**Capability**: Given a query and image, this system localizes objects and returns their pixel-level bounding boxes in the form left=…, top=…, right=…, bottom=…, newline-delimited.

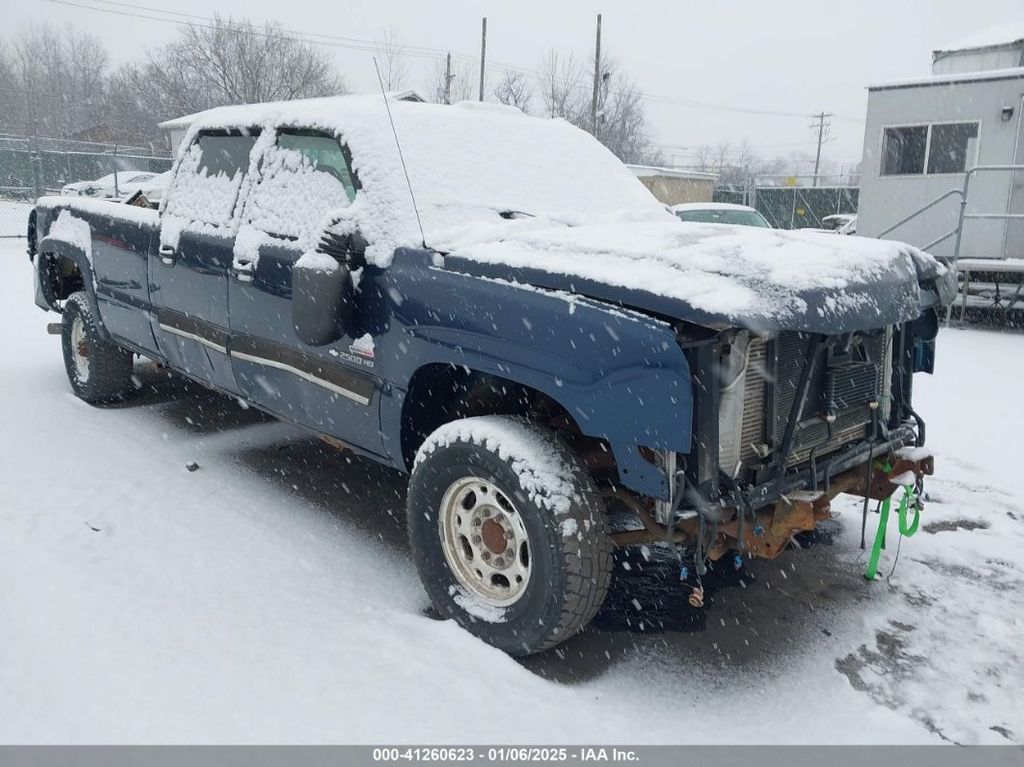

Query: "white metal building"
left=858, top=24, right=1024, bottom=260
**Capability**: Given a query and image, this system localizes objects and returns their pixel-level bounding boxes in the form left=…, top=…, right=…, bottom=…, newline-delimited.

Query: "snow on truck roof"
left=79, top=92, right=942, bottom=328
left=175, top=94, right=666, bottom=265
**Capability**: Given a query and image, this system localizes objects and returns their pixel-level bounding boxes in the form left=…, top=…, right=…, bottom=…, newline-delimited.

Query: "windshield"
left=675, top=208, right=771, bottom=228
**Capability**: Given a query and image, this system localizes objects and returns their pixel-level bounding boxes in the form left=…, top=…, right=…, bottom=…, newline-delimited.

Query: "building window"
left=880, top=122, right=979, bottom=176
left=882, top=126, right=927, bottom=175
left=927, top=122, right=979, bottom=174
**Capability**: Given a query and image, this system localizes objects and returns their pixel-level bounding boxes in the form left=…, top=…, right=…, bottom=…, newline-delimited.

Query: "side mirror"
left=292, top=252, right=354, bottom=347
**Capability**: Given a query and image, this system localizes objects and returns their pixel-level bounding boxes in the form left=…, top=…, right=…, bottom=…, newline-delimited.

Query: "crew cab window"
left=162, top=131, right=258, bottom=228
left=243, top=129, right=357, bottom=241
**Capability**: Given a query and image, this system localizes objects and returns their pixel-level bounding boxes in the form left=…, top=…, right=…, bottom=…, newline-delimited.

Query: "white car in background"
left=818, top=213, right=857, bottom=235
left=60, top=170, right=158, bottom=199
left=671, top=202, right=771, bottom=228
left=117, top=170, right=173, bottom=203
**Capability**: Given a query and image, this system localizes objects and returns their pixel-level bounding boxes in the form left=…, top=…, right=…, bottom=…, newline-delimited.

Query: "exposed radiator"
left=736, top=330, right=888, bottom=476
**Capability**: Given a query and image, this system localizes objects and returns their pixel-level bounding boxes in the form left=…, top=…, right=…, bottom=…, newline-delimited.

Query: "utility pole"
left=444, top=51, right=454, bottom=105
left=590, top=13, right=602, bottom=136
left=478, top=17, right=487, bottom=102
left=810, top=111, right=833, bottom=187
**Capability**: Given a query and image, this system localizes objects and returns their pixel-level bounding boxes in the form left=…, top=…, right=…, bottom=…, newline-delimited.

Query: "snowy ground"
left=0, top=235, right=1021, bottom=745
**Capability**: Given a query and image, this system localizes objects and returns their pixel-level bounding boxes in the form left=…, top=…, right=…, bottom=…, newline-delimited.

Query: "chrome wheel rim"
left=438, top=477, right=532, bottom=606
left=70, top=315, right=90, bottom=380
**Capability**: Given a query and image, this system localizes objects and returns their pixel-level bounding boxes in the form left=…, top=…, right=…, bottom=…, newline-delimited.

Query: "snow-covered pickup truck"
left=27, top=96, right=954, bottom=655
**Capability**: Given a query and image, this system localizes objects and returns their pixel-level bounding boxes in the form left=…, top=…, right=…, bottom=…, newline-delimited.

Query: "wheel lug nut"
left=481, top=551, right=491, bottom=561
left=504, top=530, right=513, bottom=539
left=472, top=535, right=481, bottom=544
left=472, top=518, right=481, bottom=527
left=494, top=557, right=504, bottom=567
left=505, top=548, right=514, bottom=558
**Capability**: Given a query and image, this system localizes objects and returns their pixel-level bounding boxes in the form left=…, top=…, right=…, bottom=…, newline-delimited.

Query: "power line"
left=81, top=0, right=460, bottom=59
left=653, top=138, right=836, bottom=152
left=39, top=0, right=865, bottom=123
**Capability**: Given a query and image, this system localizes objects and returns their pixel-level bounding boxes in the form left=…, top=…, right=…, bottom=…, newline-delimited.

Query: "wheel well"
left=38, top=251, right=85, bottom=307
left=399, top=363, right=613, bottom=476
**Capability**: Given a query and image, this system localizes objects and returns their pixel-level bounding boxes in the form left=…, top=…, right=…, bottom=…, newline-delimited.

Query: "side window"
left=881, top=126, right=927, bottom=176
left=880, top=122, right=980, bottom=177
left=927, top=122, right=978, bottom=174
left=163, top=131, right=258, bottom=228
left=244, top=129, right=357, bottom=241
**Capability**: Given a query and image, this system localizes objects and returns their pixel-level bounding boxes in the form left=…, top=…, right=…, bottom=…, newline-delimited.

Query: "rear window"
left=162, top=131, right=258, bottom=229
left=195, top=134, right=258, bottom=178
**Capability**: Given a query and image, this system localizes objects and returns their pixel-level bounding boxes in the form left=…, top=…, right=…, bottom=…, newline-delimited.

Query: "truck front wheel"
left=407, top=416, right=612, bottom=655
left=61, top=292, right=133, bottom=404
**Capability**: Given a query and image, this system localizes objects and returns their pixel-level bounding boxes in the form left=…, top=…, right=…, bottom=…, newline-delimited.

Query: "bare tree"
left=427, top=56, right=473, bottom=104
left=7, top=24, right=109, bottom=140
left=378, top=26, right=407, bottom=92
left=694, top=145, right=714, bottom=173
left=535, top=49, right=656, bottom=164
left=135, top=15, right=346, bottom=121
left=493, top=70, right=533, bottom=113
left=590, top=56, right=653, bottom=164
left=0, top=41, right=17, bottom=134
left=104, top=62, right=164, bottom=144
left=537, top=50, right=585, bottom=122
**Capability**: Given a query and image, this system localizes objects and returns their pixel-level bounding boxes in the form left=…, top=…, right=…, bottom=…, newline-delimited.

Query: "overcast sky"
left=4, top=0, right=1022, bottom=168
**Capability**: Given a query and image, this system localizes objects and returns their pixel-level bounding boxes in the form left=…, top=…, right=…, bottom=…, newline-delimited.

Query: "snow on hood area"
left=177, top=94, right=944, bottom=330
left=446, top=220, right=944, bottom=332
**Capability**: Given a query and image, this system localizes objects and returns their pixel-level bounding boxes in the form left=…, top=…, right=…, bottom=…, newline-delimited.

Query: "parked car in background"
left=671, top=202, right=771, bottom=228
left=820, top=213, right=857, bottom=235
left=61, top=171, right=158, bottom=199
left=117, top=170, right=173, bottom=204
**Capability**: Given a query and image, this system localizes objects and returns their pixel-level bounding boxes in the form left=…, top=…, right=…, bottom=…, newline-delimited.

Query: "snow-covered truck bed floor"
left=0, top=239, right=1020, bottom=745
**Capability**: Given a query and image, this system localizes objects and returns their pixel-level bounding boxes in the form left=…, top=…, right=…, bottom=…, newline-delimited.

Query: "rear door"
left=150, top=130, right=258, bottom=393
left=227, top=128, right=385, bottom=453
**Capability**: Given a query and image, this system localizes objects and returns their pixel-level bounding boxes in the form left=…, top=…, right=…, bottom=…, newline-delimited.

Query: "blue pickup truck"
left=27, top=95, right=952, bottom=655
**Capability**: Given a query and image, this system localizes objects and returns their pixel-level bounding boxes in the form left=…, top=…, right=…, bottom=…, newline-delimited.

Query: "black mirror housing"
left=292, top=255, right=354, bottom=346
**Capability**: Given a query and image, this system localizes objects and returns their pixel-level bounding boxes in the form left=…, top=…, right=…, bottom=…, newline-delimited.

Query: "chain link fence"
left=0, top=134, right=173, bottom=239
left=714, top=183, right=859, bottom=230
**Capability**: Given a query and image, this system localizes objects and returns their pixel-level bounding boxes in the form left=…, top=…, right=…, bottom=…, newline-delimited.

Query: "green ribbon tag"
left=865, top=484, right=920, bottom=580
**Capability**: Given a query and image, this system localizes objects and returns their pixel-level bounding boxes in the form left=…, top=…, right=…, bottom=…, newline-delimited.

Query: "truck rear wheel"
left=61, top=292, right=133, bottom=404
left=407, top=416, right=612, bottom=655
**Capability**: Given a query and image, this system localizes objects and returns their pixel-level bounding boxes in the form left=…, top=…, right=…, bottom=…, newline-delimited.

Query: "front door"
left=150, top=130, right=258, bottom=394
left=227, top=128, right=385, bottom=454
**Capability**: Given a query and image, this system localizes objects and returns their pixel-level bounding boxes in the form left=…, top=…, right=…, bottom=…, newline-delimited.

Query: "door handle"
left=233, top=258, right=255, bottom=283
left=159, top=243, right=176, bottom=266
